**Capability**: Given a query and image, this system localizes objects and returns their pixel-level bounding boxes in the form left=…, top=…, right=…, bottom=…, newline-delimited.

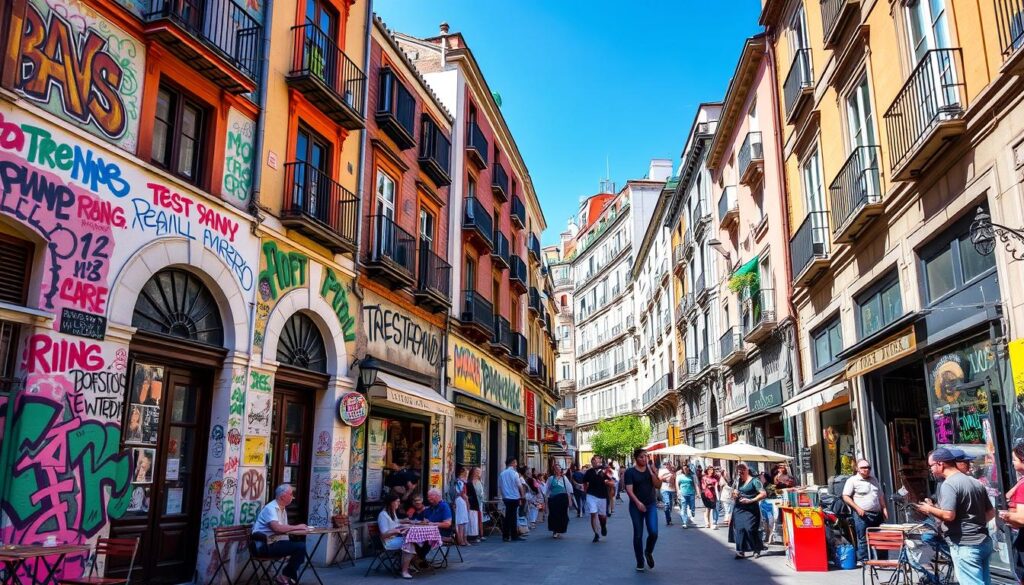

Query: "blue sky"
left=375, top=1, right=763, bottom=245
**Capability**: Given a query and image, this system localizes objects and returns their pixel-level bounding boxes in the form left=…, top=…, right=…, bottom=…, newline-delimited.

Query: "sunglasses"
left=859, top=466, right=871, bottom=470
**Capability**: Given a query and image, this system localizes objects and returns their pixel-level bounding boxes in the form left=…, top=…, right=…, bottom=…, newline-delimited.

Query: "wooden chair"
left=363, top=524, right=400, bottom=577
left=59, top=538, right=138, bottom=585
left=205, top=525, right=250, bottom=585
left=327, top=515, right=355, bottom=568
left=863, top=528, right=911, bottom=585
left=245, top=532, right=286, bottom=585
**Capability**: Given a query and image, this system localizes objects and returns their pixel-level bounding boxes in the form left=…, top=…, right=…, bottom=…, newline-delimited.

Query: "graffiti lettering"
left=258, top=240, right=307, bottom=301
left=71, top=369, right=124, bottom=394
left=19, top=124, right=129, bottom=198
left=222, top=113, right=254, bottom=204
left=203, top=229, right=253, bottom=291
left=130, top=197, right=194, bottom=239
left=320, top=268, right=356, bottom=342
left=250, top=371, right=271, bottom=392
left=58, top=277, right=108, bottom=313
left=363, top=304, right=442, bottom=367
left=223, top=456, right=239, bottom=475
left=77, top=194, right=125, bottom=228
left=238, top=500, right=260, bottom=524
left=452, top=343, right=522, bottom=412
left=240, top=469, right=265, bottom=500
left=24, top=335, right=104, bottom=374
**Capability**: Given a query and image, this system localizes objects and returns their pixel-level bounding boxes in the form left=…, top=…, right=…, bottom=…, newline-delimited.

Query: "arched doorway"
left=112, top=268, right=225, bottom=584
left=270, top=312, right=328, bottom=525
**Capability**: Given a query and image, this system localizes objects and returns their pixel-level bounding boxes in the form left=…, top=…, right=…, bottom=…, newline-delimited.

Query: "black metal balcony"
left=528, top=354, right=546, bottom=381
left=718, top=186, right=738, bottom=229
left=742, top=288, right=777, bottom=344
left=492, top=162, right=509, bottom=202
left=460, top=290, right=494, bottom=341
left=511, top=195, right=526, bottom=230
left=144, top=0, right=261, bottom=93
left=884, top=48, right=966, bottom=181
left=739, top=131, right=764, bottom=185
left=830, top=145, right=883, bottom=243
left=642, top=374, right=673, bottom=409
left=509, top=333, right=528, bottom=369
left=528, top=287, right=542, bottom=316
left=491, top=231, right=510, bottom=269
left=286, top=23, right=366, bottom=129
left=695, top=272, right=707, bottom=300
left=528, top=233, right=542, bottom=263
left=418, top=116, right=452, bottom=187
left=490, top=315, right=512, bottom=355
left=699, top=346, right=710, bottom=371
left=364, top=215, right=415, bottom=289
left=414, top=240, right=451, bottom=313
left=462, top=197, right=493, bottom=250
left=376, top=68, right=416, bottom=150
left=281, top=161, right=358, bottom=254
left=783, top=48, right=814, bottom=122
left=821, top=0, right=860, bottom=47
left=790, top=211, right=831, bottom=286
left=719, top=327, right=745, bottom=367
left=998, top=0, right=1024, bottom=72
left=510, top=255, right=527, bottom=293
left=466, top=121, right=489, bottom=169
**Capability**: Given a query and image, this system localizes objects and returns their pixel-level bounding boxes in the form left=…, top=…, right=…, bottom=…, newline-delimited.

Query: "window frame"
left=151, top=83, right=209, bottom=186
left=811, top=315, right=843, bottom=373
left=855, top=272, right=903, bottom=340
left=917, top=209, right=997, bottom=306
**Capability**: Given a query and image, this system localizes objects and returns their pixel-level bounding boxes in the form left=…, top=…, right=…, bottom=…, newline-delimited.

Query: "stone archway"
left=260, top=287, right=347, bottom=377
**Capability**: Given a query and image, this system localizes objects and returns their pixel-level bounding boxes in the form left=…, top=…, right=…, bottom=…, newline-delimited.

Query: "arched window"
left=132, top=269, right=223, bottom=346
left=276, top=313, right=327, bottom=373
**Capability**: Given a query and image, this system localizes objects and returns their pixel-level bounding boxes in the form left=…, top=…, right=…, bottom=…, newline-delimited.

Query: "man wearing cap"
left=842, top=459, right=888, bottom=563
left=951, top=448, right=973, bottom=475
left=916, top=448, right=995, bottom=585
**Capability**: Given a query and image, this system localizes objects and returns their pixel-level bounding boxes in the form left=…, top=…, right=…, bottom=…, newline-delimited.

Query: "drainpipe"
left=353, top=6, right=372, bottom=279
left=247, top=0, right=274, bottom=221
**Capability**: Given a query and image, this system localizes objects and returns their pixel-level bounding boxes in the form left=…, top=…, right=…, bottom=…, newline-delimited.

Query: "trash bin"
left=836, top=543, right=856, bottom=570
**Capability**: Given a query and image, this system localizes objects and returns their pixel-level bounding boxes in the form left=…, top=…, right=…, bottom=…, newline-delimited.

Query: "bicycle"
left=890, top=496, right=956, bottom=585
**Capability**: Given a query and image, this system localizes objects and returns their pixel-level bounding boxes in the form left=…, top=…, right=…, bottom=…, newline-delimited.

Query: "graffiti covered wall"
left=449, top=337, right=523, bottom=414
left=222, top=108, right=256, bottom=209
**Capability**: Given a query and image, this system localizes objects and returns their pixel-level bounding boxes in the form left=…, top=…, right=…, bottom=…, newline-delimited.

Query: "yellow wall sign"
left=1009, top=338, right=1024, bottom=399
left=450, top=337, right=523, bottom=414
left=243, top=436, right=268, bottom=466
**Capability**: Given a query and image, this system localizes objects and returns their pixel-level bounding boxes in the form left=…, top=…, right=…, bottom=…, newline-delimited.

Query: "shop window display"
left=364, top=416, right=426, bottom=519
left=820, top=406, right=855, bottom=480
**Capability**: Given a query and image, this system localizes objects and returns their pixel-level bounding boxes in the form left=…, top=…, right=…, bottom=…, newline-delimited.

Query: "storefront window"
left=456, top=430, right=481, bottom=467
left=364, top=416, right=426, bottom=518
left=820, top=405, right=855, bottom=480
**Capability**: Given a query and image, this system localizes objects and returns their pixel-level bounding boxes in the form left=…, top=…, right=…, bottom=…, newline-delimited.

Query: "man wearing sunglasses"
left=843, top=459, right=888, bottom=564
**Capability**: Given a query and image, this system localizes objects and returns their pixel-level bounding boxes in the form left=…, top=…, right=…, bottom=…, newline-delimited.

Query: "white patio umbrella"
left=648, top=443, right=703, bottom=457
left=699, top=440, right=793, bottom=463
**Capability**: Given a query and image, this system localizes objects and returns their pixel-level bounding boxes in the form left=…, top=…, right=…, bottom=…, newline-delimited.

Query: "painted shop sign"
left=338, top=392, right=368, bottom=426
left=450, top=337, right=522, bottom=414
left=846, top=326, right=917, bottom=378
left=362, top=291, right=443, bottom=376
left=9, top=0, right=145, bottom=152
left=525, top=391, right=537, bottom=441
left=747, top=380, right=783, bottom=413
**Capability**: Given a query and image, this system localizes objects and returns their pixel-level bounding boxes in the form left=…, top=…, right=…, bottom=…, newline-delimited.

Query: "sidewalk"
left=314, top=503, right=866, bottom=584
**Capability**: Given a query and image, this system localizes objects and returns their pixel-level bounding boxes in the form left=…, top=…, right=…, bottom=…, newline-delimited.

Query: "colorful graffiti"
left=450, top=339, right=522, bottom=413
left=321, top=268, right=356, bottom=342
left=13, top=0, right=143, bottom=150
left=254, top=239, right=308, bottom=349
left=222, top=109, right=255, bottom=208
left=347, top=424, right=366, bottom=518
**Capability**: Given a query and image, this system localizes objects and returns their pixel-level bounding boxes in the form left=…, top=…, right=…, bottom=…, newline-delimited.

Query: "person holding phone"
left=624, top=447, right=662, bottom=572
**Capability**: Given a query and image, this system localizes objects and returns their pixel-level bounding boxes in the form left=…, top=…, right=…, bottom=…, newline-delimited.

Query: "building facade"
left=546, top=222, right=580, bottom=462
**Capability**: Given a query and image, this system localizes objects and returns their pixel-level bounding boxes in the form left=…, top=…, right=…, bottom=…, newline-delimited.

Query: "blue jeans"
left=852, top=510, right=885, bottom=562
left=262, top=540, right=306, bottom=579
left=948, top=539, right=993, bottom=585
left=679, top=494, right=696, bottom=524
left=628, top=502, right=659, bottom=566
left=660, top=491, right=676, bottom=523
left=906, top=531, right=951, bottom=585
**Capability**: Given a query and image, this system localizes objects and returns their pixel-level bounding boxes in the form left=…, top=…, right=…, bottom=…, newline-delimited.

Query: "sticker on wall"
left=243, top=436, right=268, bottom=466
left=338, top=392, right=368, bottom=426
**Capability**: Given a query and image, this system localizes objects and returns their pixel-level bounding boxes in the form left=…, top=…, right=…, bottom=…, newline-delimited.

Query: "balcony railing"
left=642, top=374, right=673, bottom=407
left=699, top=346, right=710, bottom=371
left=419, top=116, right=452, bottom=187
left=510, top=255, right=527, bottom=291
left=146, top=0, right=261, bottom=92
left=511, top=195, right=526, bottom=229
left=784, top=48, right=814, bottom=121
left=719, top=327, right=744, bottom=366
left=287, top=23, right=366, bottom=128
left=491, top=315, right=512, bottom=354
left=376, top=68, right=416, bottom=149
left=673, top=244, right=687, bottom=269
left=739, top=131, right=764, bottom=184
left=365, top=214, right=415, bottom=287
left=466, top=121, right=489, bottom=169
left=510, top=333, right=528, bottom=366
left=528, top=354, right=546, bottom=380
left=492, top=162, right=510, bottom=202
left=528, top=233, right=542, bottom=262
left=491, top=231, right=510, bottom=269
left=883, top=48, right=966, bottom=180
left=790, top=211, right=831, bottom=286
left=742, top=288, right=777, bottom=343
left=414, top=240, right=451, bottom=312
left=821, top=0, right=859, bottom=46
left=528, top=287, right=542, bottom=315
left=462, top=197, right=493, bottom=249
left=830, top=145, right=882, bottom=243
left=718, top=186, right=738, bottom=228
left=281, top=161, right=358, bottom=253
left=461, top=290, right=494, bottom=335
left=996, top=0, right=1024, bottom=60
left=695, top=272, right=706, bottom=298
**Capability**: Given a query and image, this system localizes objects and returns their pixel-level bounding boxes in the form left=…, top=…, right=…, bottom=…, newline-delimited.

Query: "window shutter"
left=0, top=235, right=32, bottom=305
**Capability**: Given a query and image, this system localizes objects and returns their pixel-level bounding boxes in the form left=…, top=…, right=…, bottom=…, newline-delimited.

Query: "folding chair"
left=363, top=524, right=401, bottom=577
left=484, top=501, right=504, bottom=538
left=863, top=528, right=912, bottom=585
left=59, top=537, right=139, bottom=585
left=430, top=532, right=463, bottom=569
left=205, top=525, right=249, bottom=585
left=328, top=515, right=355, bottom=568
left=245, top=532, right=287, bottom=585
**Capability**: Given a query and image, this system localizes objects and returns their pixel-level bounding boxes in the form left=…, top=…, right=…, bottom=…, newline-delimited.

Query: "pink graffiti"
left=23, top=335, right=104, bottom=374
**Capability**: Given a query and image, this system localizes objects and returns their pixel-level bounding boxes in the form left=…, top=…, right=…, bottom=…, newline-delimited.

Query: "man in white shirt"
left=253, top=484, right=309, bottom=584
left=842, top=459, right=888, bottom=563
left=499, top=457, right=525, bottom=542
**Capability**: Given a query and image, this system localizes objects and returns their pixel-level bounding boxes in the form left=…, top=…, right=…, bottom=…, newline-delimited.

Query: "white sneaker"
left=682, top=523, right=688, bottom=529
left=713, top=525, right=719, bottom=530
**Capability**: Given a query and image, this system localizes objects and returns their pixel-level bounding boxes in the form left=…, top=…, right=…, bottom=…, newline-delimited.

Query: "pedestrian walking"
left=700, top=467, right=720, bottom=529
left=998, top=443, right=1024, bottom=583
left=499, top=457, right=526, bottom=542
left=523, top=467, right=541, bottom=527
left=582, top=455, right=614, bottom=542
left=731, top=463, right=767, bottom=559
left=676, top=466, right=697, bottom=527
left=625, top=448, right=662, bottom=572
left=546, top=463, right=575, bottom=538
left=842, top=459, right=888, bottom=564
left=571, top=463, right=587, bottom=517
left=916, top=448, right=995, bottom=585
left=607, top=463, right=619, bottom=516
left=658, top=461, right=677, bottom=526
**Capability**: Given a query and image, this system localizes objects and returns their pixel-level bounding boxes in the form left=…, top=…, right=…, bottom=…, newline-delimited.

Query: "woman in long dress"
left=700, top=467, right=720, bottom=529
left=451, top=467, right=471, bottom=546
left=731, top=463, right=767, bottom=559
left=467, top=467, right=483, bottom=542
left=545, top=464, right=574, bottom=538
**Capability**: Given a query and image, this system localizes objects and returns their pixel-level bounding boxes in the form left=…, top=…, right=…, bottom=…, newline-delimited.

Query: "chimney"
left=439, top=22, right=449, bottom=35
left=648, top=159, right=673, bottom=182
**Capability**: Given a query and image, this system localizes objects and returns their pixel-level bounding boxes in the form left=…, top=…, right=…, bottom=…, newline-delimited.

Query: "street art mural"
left=9, top=0, right=144, bottom=151
left=222, top=109, right=256, bottom=209
left=450, top=337, right=523, bottom=414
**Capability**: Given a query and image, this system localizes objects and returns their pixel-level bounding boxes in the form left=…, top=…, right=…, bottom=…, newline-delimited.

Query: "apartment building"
left=546, top=222, right=580, bottom=464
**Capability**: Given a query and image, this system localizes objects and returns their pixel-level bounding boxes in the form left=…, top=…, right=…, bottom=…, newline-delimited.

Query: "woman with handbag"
left=700, top=467, right=720, bottom=529
left=546, top=464, right=575, bottom=538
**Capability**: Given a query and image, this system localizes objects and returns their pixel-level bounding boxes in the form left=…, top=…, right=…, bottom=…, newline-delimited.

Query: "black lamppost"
left=970, top=206, right=1024, bottom=260
left=355, top=357, right=380, bottom=392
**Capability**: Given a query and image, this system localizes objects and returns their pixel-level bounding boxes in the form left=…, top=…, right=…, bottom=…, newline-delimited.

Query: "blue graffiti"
left=131, top=198, right=194, bottom=239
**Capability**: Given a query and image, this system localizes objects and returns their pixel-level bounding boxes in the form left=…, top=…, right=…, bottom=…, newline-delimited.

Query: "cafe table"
left=0, top=544, right=92, bottom=585
left=289, top=526, right=347, bottom=585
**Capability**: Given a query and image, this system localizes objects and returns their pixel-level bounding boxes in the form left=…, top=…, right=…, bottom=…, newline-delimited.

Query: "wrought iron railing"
left=995, top=0, right=1024, bottom=58
left=366, top=214, right=415, bottom=274
left=289, top=23, right=365, bottom=114
left=282, top=161, right=358, bottom=246
left=462, top=290, right=494, bottom=334
left=783, top=48, right=813, bottom=118
left=830, top=145, right=881, bottom=235
left=417, top=239, right=451, bottom=302
left=739, top=131, right=763, bottom=178
left=467, top=121, right=489, bottom=166
left=148, top=0, right=262, bottom=80
left=790, top=211, right=831, bottom=278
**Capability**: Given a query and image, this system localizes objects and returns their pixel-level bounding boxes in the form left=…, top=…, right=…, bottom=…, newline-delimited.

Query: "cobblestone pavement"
left=314, top=503, right=865, bottom=584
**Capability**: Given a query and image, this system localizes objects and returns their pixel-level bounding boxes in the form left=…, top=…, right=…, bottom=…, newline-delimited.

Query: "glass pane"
left=882, top=282, right=903, bottom=325
left=296, top=131, right=309, bottom=164
left=828, top=323, right=843, bottom=359
left=171, top=383, right=198, bottom=424
left=860, top=295, right=881, bottom=337
left=286, top=402, right=303, bottom=434
left=181, top=104, right=199, bottom=138
left=959, top=234, right=996, bottom=283
left=925, top=246, right=956, bottom=302
left=814, top=331, right=830, bottom=369
left=177, top=136, right=195, bottom=178
left=152, top=121, right=169, bottom=166
left=163, top=427, right=193, bottom=516
left=284, top=437, right=302, bottom=465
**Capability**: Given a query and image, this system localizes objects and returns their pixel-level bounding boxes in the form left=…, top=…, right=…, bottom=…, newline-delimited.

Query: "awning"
left=369, top=372, right=454, bottom=418
left=781, top=377, right=848, bottom=418
left=643, top=440, right=667, bottom=452
left=733, top=256, right=759, bottom=277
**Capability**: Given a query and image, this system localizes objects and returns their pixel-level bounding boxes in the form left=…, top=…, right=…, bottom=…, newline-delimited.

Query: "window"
left=812, top=317, right=843, bottom=371
left=788, top=4, right=810, bottom=53
left=305, top=0, right=336, bottom=36
left=801, top=147, right=825, bottom=214
left=464, top=256, right=476, bottom=291
left=152, top=86, right=206, bottom=184
left=419, top=208, right=435, bottom=249
left=920, top=223, right=997, bottom=304
left=0, top=234, right=32, bottom=305
left=376, top=170, right=396, bottom=218
left=467, top=177, right=476, bottom=199
left=857, top=276, right=903, bottom=338
left=846, top=76, right=877, bottom=149
left=906, top=0, right=951, bottom=63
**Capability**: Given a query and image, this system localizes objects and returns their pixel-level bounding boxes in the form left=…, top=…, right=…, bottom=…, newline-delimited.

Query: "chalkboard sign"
left=800, top=447, right=812, bottom=471
left=59, top=308, right=106, bottom=340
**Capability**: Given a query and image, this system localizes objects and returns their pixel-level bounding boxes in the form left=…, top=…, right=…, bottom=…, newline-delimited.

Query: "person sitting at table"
left=253, top=484, right=308, bottom=585
left=378, top=493, right=417, bottom=580
left=422, top=488, right=454, bottom=539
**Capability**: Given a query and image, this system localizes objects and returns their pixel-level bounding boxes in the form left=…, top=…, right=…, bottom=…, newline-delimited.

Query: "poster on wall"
left=132, top=448, right=155, bottom=484
left=366, top=468, right=383, bottom=501
left=166, top=487, right=183, bottom=515
left=367, top=418, right=387, bottom=468
left=125, top=403, right=160, bottom=445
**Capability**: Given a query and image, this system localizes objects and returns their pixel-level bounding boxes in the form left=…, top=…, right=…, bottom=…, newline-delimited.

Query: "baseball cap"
left=950, top=448, right=973, bottom=462
left=930, top=447, right=957, bottom=463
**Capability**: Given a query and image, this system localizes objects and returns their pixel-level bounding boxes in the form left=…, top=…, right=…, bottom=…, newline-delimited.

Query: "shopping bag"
left=517, top=513, right=529, bottom=535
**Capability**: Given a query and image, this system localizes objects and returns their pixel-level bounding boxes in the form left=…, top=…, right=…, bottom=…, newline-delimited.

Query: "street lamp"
left=969, top=206, right=1024, bottom=260
left=355, top=357, right=380, bottom=392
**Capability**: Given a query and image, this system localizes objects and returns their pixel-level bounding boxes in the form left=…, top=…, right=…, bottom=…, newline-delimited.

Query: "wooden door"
left=269, top=386, right=314, bottom=525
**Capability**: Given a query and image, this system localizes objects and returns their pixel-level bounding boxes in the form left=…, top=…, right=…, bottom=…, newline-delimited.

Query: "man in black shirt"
left=624, top=447, right=662, bottom=571
left=582, top=455, right=615, bottom=542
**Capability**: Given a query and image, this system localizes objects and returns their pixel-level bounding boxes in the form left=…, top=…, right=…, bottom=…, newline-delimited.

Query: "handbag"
left=517, top=512, right=530, bottom=535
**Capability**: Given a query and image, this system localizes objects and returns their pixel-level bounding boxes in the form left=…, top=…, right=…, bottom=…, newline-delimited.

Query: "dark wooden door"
left=269, top=386, right=313, bottom=525
left=110, top=362, right=210, bottom=583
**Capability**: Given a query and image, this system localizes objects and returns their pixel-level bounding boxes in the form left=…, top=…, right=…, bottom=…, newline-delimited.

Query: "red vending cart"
left=781, top=507, right=828, bottom=572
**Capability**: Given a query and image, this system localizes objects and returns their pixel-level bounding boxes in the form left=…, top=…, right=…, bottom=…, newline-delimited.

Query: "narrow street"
left=319, top=508, right=863, bottom=584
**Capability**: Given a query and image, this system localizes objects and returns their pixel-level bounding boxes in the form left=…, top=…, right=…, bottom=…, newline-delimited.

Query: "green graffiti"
left=257, top=240, right=308, bottom=302
left=320, top=268, right=356, bottom=342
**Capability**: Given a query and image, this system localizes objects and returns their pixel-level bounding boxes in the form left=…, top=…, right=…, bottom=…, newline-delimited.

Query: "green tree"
left=591, top=416, right=650, bottom=463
